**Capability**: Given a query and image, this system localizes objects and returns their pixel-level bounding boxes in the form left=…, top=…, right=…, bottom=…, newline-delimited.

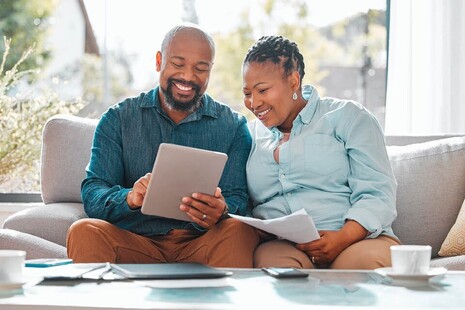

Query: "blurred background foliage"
left=208, top=0, right=385, bottom=117
left=0, top=0, right=56, bottom=74
left=0, top=38, right=83, bottom=191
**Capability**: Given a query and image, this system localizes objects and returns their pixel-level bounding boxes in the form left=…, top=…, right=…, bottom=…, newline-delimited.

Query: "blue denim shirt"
left=247, top=85, right=397, bottom=239
left=81, top=86, right=252, bottom=236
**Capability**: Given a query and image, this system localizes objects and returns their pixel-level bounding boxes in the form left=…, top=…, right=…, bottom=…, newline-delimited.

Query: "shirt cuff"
left=110, top=187, right=138, bottom=214
left=344, top=208, right=382, bottom=238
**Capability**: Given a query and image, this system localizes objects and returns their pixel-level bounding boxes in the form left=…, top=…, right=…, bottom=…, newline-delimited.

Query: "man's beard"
left=161, top=78, right=202, bottom=112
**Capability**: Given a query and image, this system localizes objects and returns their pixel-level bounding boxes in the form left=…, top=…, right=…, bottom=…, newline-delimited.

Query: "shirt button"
left=280, top=174, right=286, bottom=179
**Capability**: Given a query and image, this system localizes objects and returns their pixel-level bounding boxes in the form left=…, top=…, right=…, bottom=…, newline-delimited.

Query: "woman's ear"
left=289, top=71, right=301, bottom=92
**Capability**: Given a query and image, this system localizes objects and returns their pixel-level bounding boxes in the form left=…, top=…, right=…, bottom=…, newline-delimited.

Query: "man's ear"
left=155, top=51, right=162, bottom=72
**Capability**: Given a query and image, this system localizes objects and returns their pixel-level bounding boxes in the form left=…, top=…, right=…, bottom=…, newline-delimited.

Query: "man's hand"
left=126, top=173, right=151, bottom=209
left=180, top=187, right=228, bottom=229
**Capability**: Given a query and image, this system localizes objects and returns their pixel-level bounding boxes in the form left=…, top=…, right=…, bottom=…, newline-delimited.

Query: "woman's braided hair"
left=243, top=35, right=305, bottom=83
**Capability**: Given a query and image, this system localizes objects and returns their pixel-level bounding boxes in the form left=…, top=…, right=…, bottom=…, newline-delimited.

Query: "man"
left=66, top=24, right=259, bottom=267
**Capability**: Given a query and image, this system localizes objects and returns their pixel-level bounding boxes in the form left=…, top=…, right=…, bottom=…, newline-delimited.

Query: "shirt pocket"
left=304, top=134, right=346, bottom=175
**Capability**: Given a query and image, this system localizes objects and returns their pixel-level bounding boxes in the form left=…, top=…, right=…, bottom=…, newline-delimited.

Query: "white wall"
left=44, top=0, right=86, bottom=99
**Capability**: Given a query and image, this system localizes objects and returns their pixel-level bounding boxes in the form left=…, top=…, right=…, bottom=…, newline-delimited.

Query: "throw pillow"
left=439, top=198, right=465, bottom=256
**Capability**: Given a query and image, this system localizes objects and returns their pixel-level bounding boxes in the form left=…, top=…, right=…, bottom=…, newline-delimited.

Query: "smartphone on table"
left=262, top=267, right=309, bottom=279
left=25, top=258, right=73, bottom=268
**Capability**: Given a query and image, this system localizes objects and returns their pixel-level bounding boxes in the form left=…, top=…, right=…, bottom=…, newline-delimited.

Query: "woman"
left=242, top=35, right=400, bottom=269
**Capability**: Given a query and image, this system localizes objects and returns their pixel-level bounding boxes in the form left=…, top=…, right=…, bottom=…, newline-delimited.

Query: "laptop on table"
left=110, top=263, right=232, bottom=279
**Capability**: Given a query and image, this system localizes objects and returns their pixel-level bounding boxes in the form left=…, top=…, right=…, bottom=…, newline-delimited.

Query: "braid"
left=243, top=35, right=305, bottom=82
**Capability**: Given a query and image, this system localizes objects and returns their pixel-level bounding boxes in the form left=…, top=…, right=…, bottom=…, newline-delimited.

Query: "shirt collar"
left=270, top=84, right=320, bottom=136
left=296, top=84, right=319, bottom=125
left=140, top=86, right=220, bottom=119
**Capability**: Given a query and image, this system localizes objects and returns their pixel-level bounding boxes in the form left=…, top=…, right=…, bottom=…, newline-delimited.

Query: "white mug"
left=390, top=245, right=431, bottom=275
left=0, top=250, right=26, bottom=284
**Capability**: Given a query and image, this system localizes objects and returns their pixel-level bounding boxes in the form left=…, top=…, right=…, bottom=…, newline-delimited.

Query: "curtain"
left=385, top=0, right=465, bottom=135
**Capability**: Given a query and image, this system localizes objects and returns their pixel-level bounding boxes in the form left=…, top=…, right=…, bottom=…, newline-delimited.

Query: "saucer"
left=0, top=276, right=44, bottom=291
left=374, top=267, right=447, bottom=285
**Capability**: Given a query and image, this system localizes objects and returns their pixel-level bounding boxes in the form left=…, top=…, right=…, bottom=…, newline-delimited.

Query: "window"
left=0, top=0, right=387, bottom=199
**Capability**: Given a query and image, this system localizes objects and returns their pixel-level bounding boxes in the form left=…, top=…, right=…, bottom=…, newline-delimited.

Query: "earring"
left=292, top=92, right=298, bottom=100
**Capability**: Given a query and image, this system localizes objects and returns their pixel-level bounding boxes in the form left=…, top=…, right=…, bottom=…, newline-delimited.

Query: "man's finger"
left=184, top=209, right=210, bottom=229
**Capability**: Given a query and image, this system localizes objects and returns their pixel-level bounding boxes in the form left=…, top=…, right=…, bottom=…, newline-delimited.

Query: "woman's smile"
left=256, top=108, right=271, bottom=120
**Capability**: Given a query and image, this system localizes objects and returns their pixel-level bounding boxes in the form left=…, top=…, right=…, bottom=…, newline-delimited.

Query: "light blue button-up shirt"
left=246, top=85, right=397, bottom=239
left=82, top=86, right=251, bottom=237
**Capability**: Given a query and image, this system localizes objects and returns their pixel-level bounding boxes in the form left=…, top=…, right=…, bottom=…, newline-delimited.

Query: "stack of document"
left=229, top=209, right=320, bottom=243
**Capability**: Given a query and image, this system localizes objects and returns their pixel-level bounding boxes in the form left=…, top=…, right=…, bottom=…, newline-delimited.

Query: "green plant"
left=0, top=37, right=83, bottom=192
left=0, top=0, right=56, bottom=73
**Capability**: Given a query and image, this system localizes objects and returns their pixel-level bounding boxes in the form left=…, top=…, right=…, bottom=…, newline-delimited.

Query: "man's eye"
left=171, top=62, right=183, bottom=68
left=195, top=67, right=210, bottom=72
left=259, top=89, right=267, bottom=94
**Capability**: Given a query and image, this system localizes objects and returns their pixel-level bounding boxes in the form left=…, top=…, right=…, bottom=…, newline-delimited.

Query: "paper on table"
left=229, top=209, right=320, bottom=244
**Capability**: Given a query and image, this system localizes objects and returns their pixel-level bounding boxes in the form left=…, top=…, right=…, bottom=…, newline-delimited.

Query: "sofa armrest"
left=388, top=136, right=465, bottom=257
left=2, top=203, right=87, bottom=247
left=0, top=229, right=67, bottom=259
left=386, top=134, right=465, bottom=146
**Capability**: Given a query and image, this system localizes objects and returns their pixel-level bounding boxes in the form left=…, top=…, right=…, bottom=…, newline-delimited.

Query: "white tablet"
left=141, top=143, right=228, bottom=221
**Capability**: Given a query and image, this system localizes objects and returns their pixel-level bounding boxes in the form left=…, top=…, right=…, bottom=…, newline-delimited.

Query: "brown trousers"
left=66, top=218, right=260, bottom=268
left=254, top=234, right=401, bottom=269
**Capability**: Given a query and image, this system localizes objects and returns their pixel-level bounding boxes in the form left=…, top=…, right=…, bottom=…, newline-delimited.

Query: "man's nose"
left=180, top=66, right=195, bottom=81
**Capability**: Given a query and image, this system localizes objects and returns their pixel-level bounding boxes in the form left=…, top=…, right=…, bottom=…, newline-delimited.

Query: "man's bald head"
left=161, top=24, right=215, bottom=58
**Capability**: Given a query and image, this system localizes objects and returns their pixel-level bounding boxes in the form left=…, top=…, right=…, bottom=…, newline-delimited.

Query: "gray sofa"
left=1, top=114, right=465, bottom=270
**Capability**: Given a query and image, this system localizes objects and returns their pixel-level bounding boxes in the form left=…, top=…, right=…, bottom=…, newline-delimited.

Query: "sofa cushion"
left=431, top=255, right=465, bottom=271
left=41, top=115, right=97, bottom=204
left=439, top=198, right=465, bottom=256
left=2, top=203, right=87, bottom=247
left=387, top=137, right=465, bottom=258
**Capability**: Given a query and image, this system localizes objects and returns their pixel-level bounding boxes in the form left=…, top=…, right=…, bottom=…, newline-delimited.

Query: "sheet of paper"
left=136, top=277, right=233, bottom=288
left=229, top=209, right=320, bottom=244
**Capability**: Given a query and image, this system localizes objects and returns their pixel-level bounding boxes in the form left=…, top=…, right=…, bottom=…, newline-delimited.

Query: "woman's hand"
left=296, top=231, right=348, bottom=266
left=296, top=220, right=368, bottom=266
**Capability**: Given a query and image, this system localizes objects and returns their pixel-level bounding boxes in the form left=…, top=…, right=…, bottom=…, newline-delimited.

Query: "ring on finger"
left=202, top=214, right=207, bottom=221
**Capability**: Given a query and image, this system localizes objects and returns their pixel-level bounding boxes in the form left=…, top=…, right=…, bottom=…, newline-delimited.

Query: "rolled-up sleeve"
left=343, top=109, right=397, bottom=238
